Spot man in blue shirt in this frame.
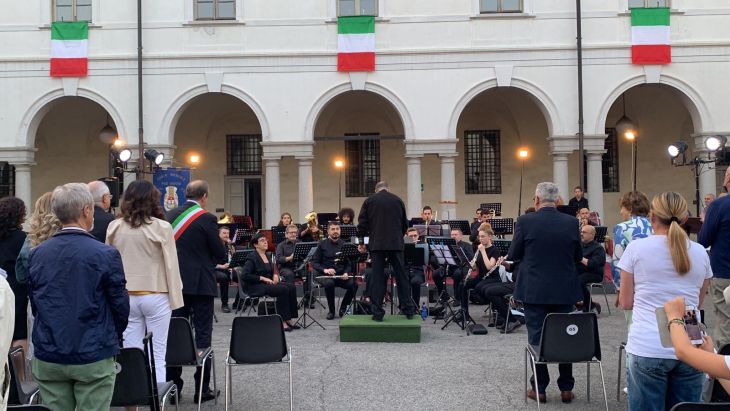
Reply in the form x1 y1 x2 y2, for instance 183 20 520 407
699 167 730 347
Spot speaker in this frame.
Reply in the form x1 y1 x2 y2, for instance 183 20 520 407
98 177 120 208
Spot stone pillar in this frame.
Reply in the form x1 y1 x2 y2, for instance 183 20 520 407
264 159 281 228
297 157 314 221
552 153 570 200
13 164 32 209
405 156 422 218
586 152 605 219
440 154 457 220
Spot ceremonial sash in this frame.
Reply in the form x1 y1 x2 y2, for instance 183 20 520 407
171 204 206 240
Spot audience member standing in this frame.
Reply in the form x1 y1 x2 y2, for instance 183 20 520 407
700 193 716 222
87 180 115 242
165 180 225 403
28 183 129 411
0 197 27 353
508 182 583 403
106 180 184 384
699 167 730 347
619 192 712 411
0 267 14 410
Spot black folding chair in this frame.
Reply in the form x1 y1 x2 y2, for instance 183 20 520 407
524 312 608 411
166 318 217 411
233 267 277 316
225 315 292 411
7 347 40 405
111 332 178 411
670 403 730 410
617 341 626 401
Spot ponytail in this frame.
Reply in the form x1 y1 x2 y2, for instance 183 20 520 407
667 219 690 275
651 192 691 275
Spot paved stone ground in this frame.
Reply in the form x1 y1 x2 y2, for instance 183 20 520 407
160 294 715 411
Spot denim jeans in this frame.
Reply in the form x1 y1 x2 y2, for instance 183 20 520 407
627 353 704 411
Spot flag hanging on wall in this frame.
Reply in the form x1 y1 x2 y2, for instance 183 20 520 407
337 16 375 72
50 21 89 77
631 8 671 65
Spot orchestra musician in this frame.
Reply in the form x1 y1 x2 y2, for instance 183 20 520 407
431 227 474 305
422 205 438 226
241 233 300 331
468 208 483 243
277 212 293 227
312 221 358 320
338 207 356 225
300 213 322 242
404 228 426 306
275 224 314 308
214 226 237 313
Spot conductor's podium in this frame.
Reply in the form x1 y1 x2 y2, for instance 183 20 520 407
339 315 422 343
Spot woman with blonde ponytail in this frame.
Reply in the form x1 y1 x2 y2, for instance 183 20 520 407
618 191 713 410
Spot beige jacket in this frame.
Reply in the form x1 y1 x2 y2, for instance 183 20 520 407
0 272 14 410
106 217 184 310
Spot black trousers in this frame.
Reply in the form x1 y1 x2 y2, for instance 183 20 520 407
524 303 575 393
166 294 214 393
370 250 415 317
216 269 231 305
280 267 312 298
461 276 500 313
246 282 299 321
407 268 425 306
433 266 465 301
314 272 358 314
578 272 603 312
482 282 515 321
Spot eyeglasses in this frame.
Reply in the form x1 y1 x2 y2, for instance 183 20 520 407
286 231 298 235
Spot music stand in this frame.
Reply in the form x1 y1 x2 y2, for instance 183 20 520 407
594 226 608 243
271 226 287 244
404 243 426 267
557 205 579 217
339 225 358 240
233 228 256 246
492 239 512 257
480 202 502 216
415 225 442 238
440 244 475 331
230 249 254 268
317 213 338 226
292 242 325 329
409 217 425 227
446 220 470 236
490 218 514 238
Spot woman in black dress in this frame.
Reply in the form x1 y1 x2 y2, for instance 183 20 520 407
0 197 27 350
241 233 299 331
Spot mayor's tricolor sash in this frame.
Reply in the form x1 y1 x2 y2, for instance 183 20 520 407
171 204 206 240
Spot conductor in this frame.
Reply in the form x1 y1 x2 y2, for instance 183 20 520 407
357 181 417 321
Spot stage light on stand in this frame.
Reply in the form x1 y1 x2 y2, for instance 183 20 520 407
667 141 688 159
334 158 345 212
705 135 727 152
516 147 530 216
144 149 164 166
118 148 132 162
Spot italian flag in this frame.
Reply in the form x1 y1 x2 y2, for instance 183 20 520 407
631 8 671 65
337 16 375 72
50 21 88 77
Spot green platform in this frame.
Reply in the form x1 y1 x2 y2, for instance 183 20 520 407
339 315 422 343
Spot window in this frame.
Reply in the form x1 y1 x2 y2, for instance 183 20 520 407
227 135 262 175
480 0 523 13
602 128 620 192
0 163 15 198
338 0 378 17
629 0 670 8
345 135 380 197
195 0 236 20
53 0 92 22
464 130 501 194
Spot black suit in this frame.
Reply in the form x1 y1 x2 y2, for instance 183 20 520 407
568 197 589 210
432 240 474 303
165 201 226 393
508 206 582 394
577 240 606 311
90 205 115 242
357 189 415 318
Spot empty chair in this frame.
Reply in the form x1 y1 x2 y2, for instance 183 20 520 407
589 280 612 315
7 347 40 405
111 332 178 411
225 315 292 411
165 318 217 411
524 312 608 411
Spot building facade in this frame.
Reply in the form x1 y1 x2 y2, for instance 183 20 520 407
1 0 728 229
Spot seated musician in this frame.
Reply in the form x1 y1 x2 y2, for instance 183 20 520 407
468 208 483 244
463 225 503 313
277 212 293 227
275 224 313 308
241 233 300 331
422 205 438 226
338 207 355 225
215 226 237 313
300 219 321 242
312 221 358 320
576 225 606 313
470 209 492 250
405 228 426 306
577 207 596 227
431 227 474 305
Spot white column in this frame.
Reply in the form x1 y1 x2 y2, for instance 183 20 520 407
552 153 569 200
406 156 422 218
264 159 281 228
440 154 457 220
13 164 32 210
586 152 605 219
297 157 314 221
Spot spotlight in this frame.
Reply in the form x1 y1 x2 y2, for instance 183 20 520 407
705 135 727 152
144 149 164 166
118 148 132 162
517 148 530 159
188 153 201 165
667 141 688 158
334 159 344 169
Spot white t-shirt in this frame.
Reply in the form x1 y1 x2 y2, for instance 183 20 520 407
618 235 713 359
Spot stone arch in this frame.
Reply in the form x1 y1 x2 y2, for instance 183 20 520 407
595 74 711 135
19 88 128 149
159 84 271 146
304 81 414 140
448 77 562 139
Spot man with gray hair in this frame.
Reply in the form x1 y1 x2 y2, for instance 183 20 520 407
87 180 115 242
28 183 129 411
508 181 583 403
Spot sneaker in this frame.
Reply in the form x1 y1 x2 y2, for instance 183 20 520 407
221 304 231 313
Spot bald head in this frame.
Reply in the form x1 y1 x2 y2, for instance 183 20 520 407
580 224 596 243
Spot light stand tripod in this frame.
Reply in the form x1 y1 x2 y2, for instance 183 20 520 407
292 243 325 329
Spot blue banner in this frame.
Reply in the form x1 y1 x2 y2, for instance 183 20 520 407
153 168 191 212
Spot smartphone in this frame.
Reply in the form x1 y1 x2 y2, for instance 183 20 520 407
683 306 704 346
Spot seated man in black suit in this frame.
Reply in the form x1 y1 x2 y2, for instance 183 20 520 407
421 205 438 226
508 182 583 404
577 225 606 313
431 227 474 305
312 221 357 320
87 180 115 242
568 186 589 210
404 228 426 306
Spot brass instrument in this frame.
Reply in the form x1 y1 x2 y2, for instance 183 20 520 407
304 211 324 240
218 212 234 224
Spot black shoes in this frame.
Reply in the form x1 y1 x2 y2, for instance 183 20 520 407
372 314 384 322
221 304 231 313
339 310 346 318
499 321 521 334
194 389 219 403
326 312 335 320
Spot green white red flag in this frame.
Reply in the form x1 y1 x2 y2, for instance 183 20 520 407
631 8 671 65
337 16 375 72
50 21 88 77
